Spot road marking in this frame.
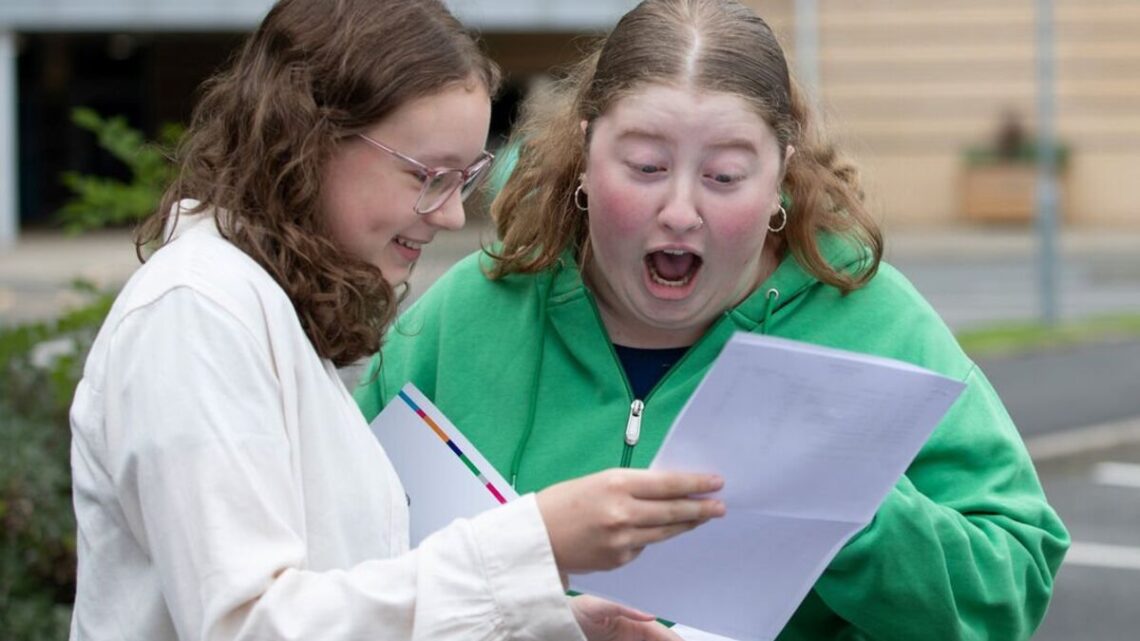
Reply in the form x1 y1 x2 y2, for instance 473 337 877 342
1065 541 1140 571
1092 462 1140 489
1026 417 1140 462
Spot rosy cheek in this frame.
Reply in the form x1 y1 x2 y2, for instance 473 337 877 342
715 209 769 259
588 176 648 234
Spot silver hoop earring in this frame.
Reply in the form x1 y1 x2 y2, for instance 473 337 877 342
573 184 589 211
768 206 788 233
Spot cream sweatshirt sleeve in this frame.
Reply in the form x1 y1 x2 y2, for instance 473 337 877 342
81 286 584 641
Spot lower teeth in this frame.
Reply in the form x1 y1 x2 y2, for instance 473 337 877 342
649 266 692 287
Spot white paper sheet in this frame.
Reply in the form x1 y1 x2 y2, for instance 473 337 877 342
371 384 732 640
570 333 965 641
369 385 518 545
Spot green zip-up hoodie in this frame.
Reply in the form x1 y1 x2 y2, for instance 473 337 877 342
356 237 1068 641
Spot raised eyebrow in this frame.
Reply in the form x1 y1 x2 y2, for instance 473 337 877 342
616 129 759 156
706 139 759 155
616 128 670 144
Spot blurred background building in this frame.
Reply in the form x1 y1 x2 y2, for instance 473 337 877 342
1 0 1138 249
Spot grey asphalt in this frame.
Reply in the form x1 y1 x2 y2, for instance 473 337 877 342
975 341 1140 437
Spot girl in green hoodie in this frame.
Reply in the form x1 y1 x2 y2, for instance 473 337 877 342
357 1 1069 638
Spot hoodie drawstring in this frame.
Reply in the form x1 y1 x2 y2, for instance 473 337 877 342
760 288 780 335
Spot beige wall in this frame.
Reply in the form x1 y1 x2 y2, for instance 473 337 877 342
744 0 1140 227
490 0 1139 227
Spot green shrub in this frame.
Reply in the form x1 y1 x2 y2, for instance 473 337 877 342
1 285 114 641
57 108 183 232
2 108 173 639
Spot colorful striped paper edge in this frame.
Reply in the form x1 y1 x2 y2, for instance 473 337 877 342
397 390 508 504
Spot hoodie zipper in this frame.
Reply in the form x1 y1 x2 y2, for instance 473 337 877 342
589 283 781 469
621 399 645 467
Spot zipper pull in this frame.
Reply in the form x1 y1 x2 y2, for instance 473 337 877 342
625 399 645 446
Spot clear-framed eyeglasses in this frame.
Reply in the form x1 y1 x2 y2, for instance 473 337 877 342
356 134 495 215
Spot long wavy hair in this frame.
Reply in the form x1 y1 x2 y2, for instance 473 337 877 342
491 0 881 292
138 0 499 366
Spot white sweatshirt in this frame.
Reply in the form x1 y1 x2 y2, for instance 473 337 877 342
69 211 584 641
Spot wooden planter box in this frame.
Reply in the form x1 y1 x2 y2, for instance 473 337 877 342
960 163 1068 224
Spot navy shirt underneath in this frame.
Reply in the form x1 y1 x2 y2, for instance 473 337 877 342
613 344 690 400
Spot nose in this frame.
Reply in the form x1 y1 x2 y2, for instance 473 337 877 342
657 178 703 233
425 189 466 232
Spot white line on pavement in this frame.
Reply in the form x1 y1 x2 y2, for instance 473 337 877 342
1092 462 1140 489
1065 541 1140 571
1026 417 1140 462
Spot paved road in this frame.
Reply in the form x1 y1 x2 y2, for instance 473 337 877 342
1031 443 1140 641
977 341 1140 437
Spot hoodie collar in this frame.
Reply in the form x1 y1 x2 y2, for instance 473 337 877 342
732 232 873 330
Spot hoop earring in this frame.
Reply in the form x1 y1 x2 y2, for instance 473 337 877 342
768 206 788 233
573 184 589 212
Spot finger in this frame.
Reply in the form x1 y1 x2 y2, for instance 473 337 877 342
605 602 655 622
626 520 705 549
572 594 657 622
636 620 686 641
622 470 724 499
628 497 726 527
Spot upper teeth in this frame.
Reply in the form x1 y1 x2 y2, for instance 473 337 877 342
395 238 422 250
662 249 687 256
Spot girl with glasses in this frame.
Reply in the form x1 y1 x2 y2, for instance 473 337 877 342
68 1 726 639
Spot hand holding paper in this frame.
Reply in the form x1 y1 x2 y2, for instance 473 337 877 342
370 386 726 573
537 468 725 572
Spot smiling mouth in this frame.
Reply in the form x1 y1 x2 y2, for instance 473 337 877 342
394 237 424 251
646 249 703 287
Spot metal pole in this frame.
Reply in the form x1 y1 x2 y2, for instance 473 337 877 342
794 0 820 102
1035 0 1060 325
0 31 17 250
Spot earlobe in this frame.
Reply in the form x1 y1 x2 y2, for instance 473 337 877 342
785 145 796 162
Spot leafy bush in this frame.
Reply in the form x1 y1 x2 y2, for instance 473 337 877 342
1 285 114 641
2 108 174 639
57 108 182 232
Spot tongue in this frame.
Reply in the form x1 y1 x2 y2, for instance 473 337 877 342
649 251 696 282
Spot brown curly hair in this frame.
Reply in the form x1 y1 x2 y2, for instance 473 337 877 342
138 0 500 366
490 0 881 292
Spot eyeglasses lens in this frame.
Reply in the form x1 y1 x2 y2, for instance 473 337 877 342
417 172 464 214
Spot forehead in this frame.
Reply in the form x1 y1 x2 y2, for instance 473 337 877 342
597 83 776 143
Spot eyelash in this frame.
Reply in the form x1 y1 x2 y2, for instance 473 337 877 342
626 162 746 185
707 173 743 185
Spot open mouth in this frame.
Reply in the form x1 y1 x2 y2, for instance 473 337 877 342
645 249 703 287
